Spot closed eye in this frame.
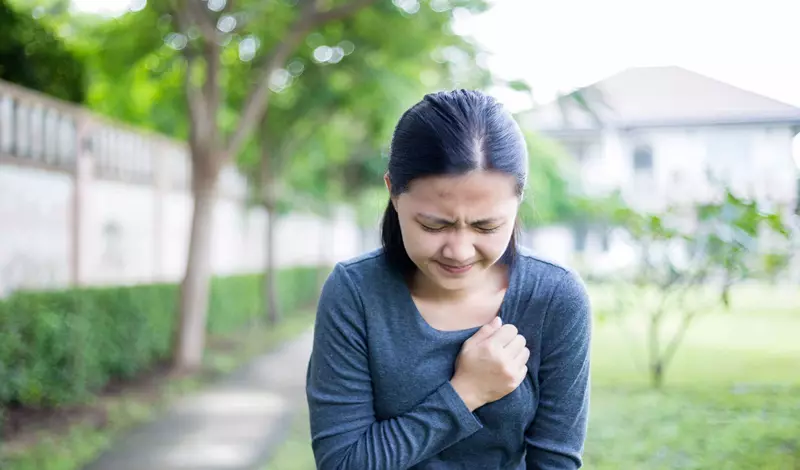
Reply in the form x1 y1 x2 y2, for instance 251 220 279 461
420 224 501 234
420 224 447 232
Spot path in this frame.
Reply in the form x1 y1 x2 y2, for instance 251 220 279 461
83 329 314 470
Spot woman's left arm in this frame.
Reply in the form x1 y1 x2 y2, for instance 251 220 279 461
525 269 592 469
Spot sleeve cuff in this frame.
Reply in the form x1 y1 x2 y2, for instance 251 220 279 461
438 381 484 436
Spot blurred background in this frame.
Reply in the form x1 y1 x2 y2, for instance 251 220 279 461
1 0 799 469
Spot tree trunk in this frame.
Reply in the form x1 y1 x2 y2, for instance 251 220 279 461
260 120 281 325
648 314 663 389
173 173 218 371
650 362 664 389
264 205 280 324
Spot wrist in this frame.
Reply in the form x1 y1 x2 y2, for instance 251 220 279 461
449 377 483 412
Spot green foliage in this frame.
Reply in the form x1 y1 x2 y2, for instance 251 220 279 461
0 0 85 102
0 267 323 408
611 189 792 291
517 132 582 226
600 188 793 387
240 0 492 220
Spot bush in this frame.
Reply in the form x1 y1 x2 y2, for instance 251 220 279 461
0 267 325 408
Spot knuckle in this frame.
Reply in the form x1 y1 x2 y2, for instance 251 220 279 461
503 324 518 336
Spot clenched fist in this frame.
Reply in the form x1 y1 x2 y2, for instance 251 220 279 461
450 317 530 411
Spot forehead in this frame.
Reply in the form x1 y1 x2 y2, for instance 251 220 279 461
402 171 518 208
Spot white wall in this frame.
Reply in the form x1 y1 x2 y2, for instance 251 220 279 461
82 179 158 285
0 80 365 297
0 161 364 296
0 165 73 296
614 125 798 211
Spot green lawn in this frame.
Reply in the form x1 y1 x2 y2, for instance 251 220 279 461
263 283 800 470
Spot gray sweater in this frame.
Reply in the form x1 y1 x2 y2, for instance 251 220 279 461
305 247 591 469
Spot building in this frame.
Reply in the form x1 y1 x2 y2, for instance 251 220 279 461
518 66 800 275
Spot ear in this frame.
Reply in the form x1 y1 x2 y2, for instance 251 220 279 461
384 172 392 193
384 173 399 210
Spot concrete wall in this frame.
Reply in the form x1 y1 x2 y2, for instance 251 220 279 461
0 80 363 297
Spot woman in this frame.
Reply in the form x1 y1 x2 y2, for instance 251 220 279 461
306 90 591 469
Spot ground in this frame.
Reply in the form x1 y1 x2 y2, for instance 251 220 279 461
262 283 800 470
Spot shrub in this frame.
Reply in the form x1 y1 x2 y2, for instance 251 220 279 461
0 267 324 408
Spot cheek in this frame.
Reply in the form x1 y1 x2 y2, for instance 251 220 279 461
400 227 441 259
478 225 516 258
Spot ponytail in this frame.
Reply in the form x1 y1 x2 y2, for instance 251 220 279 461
380 199 416 278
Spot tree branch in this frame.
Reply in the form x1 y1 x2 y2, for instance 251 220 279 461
184 0 219 40
225 0 377 159
660 309 700 371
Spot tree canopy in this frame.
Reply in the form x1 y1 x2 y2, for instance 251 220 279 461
0 0 85 102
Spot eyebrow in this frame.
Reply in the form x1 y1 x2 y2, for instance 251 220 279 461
416 213 503 226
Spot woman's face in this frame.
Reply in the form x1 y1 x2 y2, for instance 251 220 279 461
389 170 520 294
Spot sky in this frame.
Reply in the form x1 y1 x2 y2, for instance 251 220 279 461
72 0 800 116
456 0 800 112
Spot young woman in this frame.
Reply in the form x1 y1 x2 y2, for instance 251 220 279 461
306 90 591 469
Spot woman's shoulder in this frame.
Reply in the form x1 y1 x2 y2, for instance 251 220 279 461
330 247 393 284
512 246 590 320
320 248 398 301
514 245 583 287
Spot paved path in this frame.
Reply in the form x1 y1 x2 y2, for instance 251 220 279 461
83 329 314 470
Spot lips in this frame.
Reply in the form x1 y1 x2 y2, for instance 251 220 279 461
436 261 474 274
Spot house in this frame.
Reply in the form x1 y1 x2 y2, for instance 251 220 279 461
518 65 800 275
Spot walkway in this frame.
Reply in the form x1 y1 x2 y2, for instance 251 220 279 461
83 329 314 470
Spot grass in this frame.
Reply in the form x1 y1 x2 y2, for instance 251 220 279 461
1 309 317 470
261 283 800 470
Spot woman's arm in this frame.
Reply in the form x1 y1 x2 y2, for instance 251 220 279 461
306 264 483 470
525 270 592 469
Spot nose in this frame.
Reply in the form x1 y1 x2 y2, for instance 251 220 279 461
441 229 476 264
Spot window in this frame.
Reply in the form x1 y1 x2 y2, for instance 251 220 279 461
633 145 653 172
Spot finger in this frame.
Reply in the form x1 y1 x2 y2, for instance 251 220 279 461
504 334 527 357
467 317 503 345
514 346 530 366
516 365 529 383
489 324 518 348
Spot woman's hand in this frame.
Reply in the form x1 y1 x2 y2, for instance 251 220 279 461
450 317 530 411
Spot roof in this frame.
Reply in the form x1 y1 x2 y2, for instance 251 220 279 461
520 66 800 132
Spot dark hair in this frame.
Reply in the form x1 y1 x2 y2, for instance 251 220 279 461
381 89 528 277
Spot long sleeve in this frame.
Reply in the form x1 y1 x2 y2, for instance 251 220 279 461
525 269 592 469
306 264 483 470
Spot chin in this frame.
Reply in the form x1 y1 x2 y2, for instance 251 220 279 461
424 261 486 291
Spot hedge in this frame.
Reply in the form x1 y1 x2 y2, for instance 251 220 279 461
0 266 325 408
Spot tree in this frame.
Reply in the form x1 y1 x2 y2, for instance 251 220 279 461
232 1 490 323
155 0 392 371
0 0 85 102
603 189 791 388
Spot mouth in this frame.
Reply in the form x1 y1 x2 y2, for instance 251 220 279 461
435 261 474 274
